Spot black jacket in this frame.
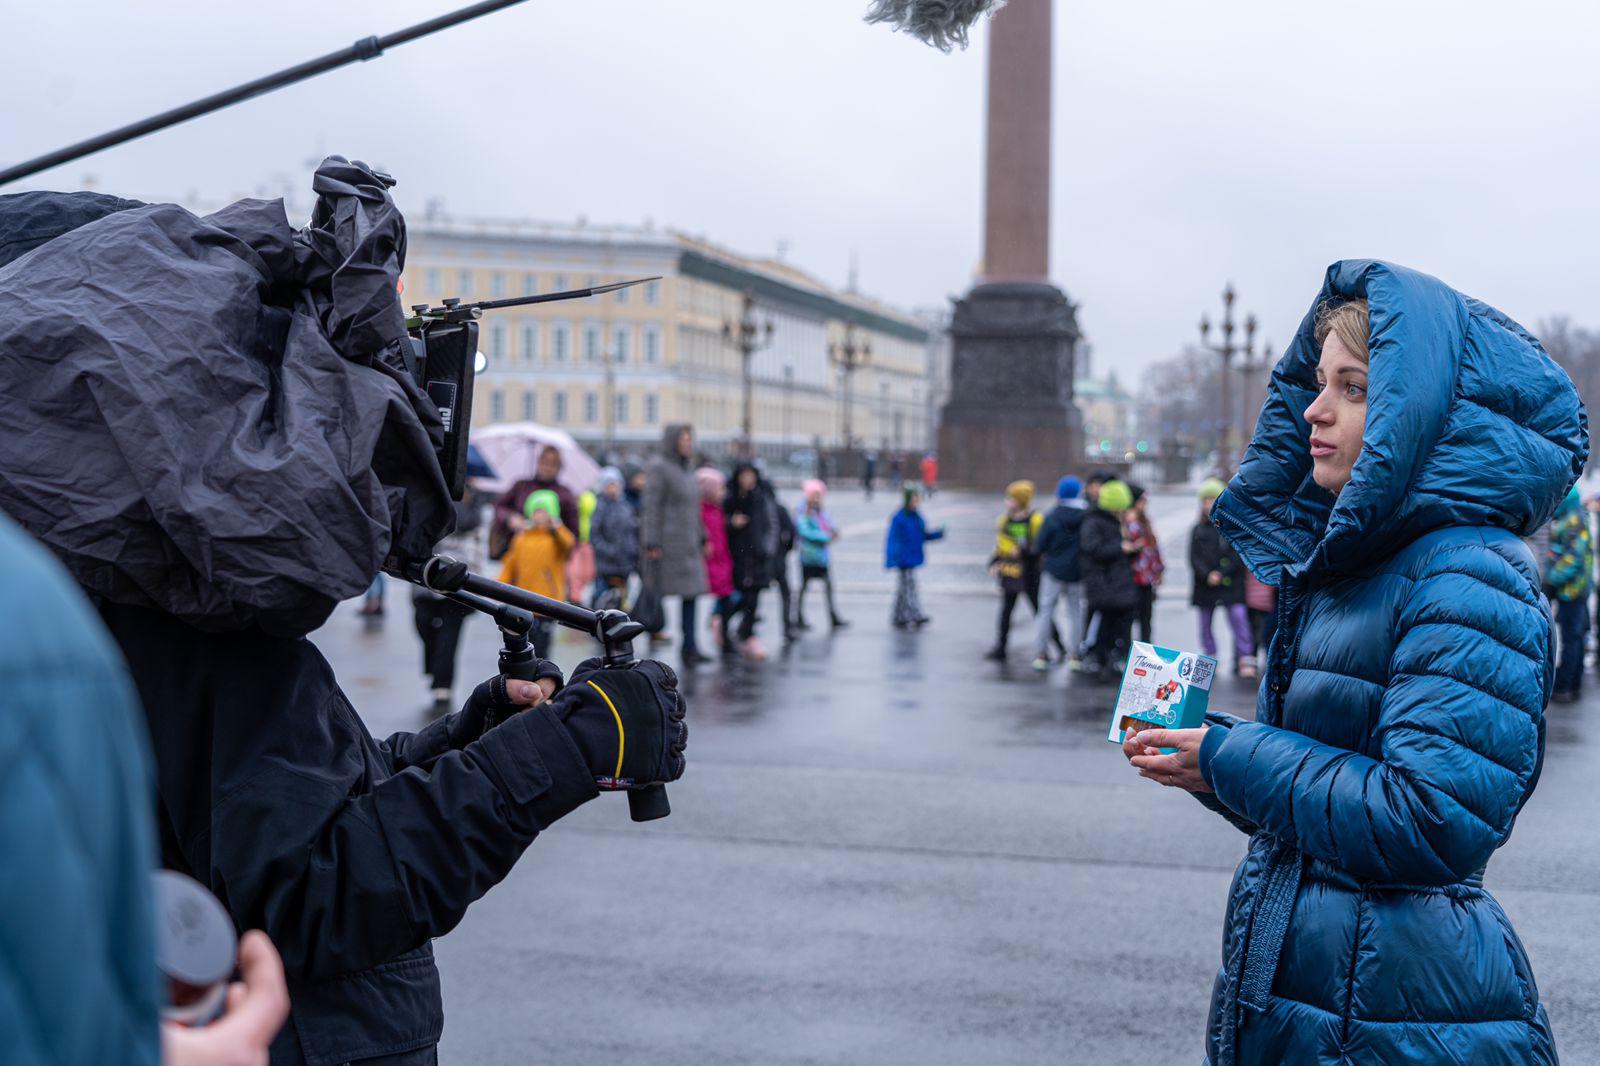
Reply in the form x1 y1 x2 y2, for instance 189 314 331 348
725 487 772 591
1036 503 1086 583
100 604 596 1066
1078 508 1137 610
1189 522 1248 608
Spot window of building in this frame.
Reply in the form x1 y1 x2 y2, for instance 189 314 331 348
489 322 506 365
643 324 661 364
520 323 538 364
644 279 660 305
522 273 537 297
644 394 659 424
612 324 631 364
521 391 535 421
615 393 629 424
582 323 600 363
553 274 567 293
551 322 569 362
490 389 505 421
491 272 506 298
583 392 598 423
553 392 567 422
425 269 440 293
615 281 629 304
458 270 472 297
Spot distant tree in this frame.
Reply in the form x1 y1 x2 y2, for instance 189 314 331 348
1537 317 1600 473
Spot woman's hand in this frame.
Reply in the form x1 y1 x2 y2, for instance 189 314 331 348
1122 727 1211 793
730 514 750 529
1207 571 1223 587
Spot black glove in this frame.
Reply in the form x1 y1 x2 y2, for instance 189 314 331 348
547 658 687 791
452 660 565 746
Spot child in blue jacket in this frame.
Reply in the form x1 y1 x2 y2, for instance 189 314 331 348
884 486 945 629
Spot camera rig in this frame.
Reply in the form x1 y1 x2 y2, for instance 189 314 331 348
403 276 656 499
396 553 667 822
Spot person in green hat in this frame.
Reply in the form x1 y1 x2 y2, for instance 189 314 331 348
1191 477 1257 678
1077 478 1138 680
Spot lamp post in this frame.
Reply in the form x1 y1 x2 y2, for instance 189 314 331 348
722 289 773 459
1197 283 1260 474
829 321 872 453
1233 338 1274 454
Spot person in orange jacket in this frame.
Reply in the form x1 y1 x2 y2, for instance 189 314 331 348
498 488 575 656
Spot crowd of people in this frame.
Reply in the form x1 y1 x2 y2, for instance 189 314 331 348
975 472 1273 683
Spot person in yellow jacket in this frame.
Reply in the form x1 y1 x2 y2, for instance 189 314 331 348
984 480 1063 662
499 489 574 656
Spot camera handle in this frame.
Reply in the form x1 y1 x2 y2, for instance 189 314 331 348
416 556 667 822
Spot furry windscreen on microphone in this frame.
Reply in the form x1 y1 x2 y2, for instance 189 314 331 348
864 0 1008 51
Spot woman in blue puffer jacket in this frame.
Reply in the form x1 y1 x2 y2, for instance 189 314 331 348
1122 261 1582 1065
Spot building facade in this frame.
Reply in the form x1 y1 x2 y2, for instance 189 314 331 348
400 218 931 463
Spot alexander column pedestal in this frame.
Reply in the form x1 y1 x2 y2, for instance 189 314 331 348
939 281 1081 487
938 0 1084 486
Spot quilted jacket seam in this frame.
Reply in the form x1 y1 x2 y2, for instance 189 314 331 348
1385 670 1540 724
1379 720 1531 782
1401 618 1541 667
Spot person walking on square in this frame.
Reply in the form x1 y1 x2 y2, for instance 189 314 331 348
984 480 1054 662
642 424 709 664
696 467 736 654
761 474 799 643
1243 570 1278 674
1075 470 1113 658
1545 485 1592 703
1125 482 1164 645
795 479 849 630
885 485 944 629
920 452 939 498
1034 476 1088 671
1121 264 1576 1065
1078 478 1137 679
1191 478 1257 678
724 462 773 660
588 466 639 607
497 489 574 658
412 493 485 715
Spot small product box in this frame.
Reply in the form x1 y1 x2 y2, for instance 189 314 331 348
1107 641 1217 753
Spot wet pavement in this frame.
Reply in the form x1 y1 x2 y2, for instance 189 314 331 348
320 487 1600 1065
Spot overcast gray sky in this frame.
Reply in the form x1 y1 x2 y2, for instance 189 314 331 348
6 0 1599 375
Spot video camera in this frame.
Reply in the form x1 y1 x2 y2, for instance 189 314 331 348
402 276 655 500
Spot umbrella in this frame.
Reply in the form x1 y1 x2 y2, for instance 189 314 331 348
469 422 601 498
465 443 496 480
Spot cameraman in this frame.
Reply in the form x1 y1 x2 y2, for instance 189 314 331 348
102 601 686 1065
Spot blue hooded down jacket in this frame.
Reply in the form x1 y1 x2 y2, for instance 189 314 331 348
1198 261 1585 1065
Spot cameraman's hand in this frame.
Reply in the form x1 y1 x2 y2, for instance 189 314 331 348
547 658 687 791
454 669 561 744
162 931 288 1066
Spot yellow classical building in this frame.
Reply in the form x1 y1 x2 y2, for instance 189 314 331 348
400 217 935 463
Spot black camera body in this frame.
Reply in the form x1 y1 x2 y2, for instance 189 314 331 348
403 276 656 501
405 299 479 501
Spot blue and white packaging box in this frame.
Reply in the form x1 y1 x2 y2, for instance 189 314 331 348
1107 642 1217 753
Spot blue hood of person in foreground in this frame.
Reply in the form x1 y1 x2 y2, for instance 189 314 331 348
1213 259 1586 582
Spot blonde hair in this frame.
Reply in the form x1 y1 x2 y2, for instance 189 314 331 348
1314 298 1370 364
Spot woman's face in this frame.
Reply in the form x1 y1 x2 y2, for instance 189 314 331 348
676 430 693 458
1303 331 1369 494
737 469 758 492
536 448 562 481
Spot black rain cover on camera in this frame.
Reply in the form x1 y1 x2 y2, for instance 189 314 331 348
0 157 451 635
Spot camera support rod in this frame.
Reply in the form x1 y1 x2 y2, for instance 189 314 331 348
0 0 531 188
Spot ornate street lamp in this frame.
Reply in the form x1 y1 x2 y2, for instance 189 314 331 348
722 290 774 458
829 322 872 452
1197 283 1261 474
